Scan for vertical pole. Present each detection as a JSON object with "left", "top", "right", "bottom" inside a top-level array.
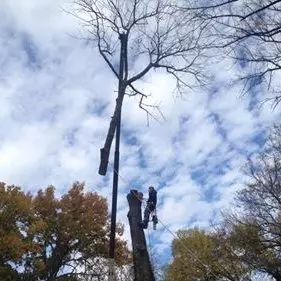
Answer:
[
  {"left": 108, "top": 100, "right": 121, "bottom": 280},
  {"left": 108, "top": 33, "right": 126, "bottom": 281}
]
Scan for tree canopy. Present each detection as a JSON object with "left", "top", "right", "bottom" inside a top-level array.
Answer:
[
  {"left": 0, "top": 182, "right": 130, "bottom": 281},
  {"left": 164, "top": 228, "right": 249, "bottom": 281},
  {"left": 224, "top": 125, "right": 281, "bottom": 281},
  {"left": 165, "top": 125, "right": 281, "bottom": 281}
]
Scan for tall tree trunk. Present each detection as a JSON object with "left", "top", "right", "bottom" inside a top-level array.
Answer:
[
  {"left": 127, "top": 189, "right": 155, "bottom": 281},
  {"left": 99, "top": 33, "right": 128, "bottom": 176},
  {"left": 45, "top": 243, "right": 69, "bottom": 281}
]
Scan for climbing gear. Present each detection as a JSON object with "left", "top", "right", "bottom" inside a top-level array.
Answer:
[
  {"left": 111, "top": 164, "right": 235, "bottom": 281},
  {"left": 142, "top": 201, "right": 158, "bottom": 230},
  {"left": 152, "top": 215, "right": 158, "bottom": 230},
  {"left": 139, "top": 222, "right": 148, "bottom": 229},
  {"left": 110, "top": 164, "right": 158, "bottom": 231}
]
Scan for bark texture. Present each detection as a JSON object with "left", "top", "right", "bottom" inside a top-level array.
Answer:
[{"left": 127, "top": 189, "right": 155, "bottom": 281}]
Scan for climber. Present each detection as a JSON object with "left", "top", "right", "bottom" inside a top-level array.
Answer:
[{"left": 140, "top": 186, "right": 158, "bottom": 229}]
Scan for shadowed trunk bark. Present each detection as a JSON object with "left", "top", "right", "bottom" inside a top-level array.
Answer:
[
  {"left": 127, "top": 189, "right": 155, "bottom": 281},
  {"left": 98, "top": 93, "right": 125, "bottom": 176},
  {"left": 44, "top": 242, "right": 69, "bottom": 281},
  {"left": 270, "top": 271, "right": 281, "bottom": 281}
]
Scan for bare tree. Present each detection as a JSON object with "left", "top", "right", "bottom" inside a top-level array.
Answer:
[
  {"left": 74, "top": 0, "right": 211, "bottom": 175},
  {"left": 72, "top": 1, "right": 211, "bottom": 279},
  {"left": 222, "top": 125, "right": 281, "bottom": 281},
  {"left": 190, "top": 0, "right": 281, "bottom": 107}
]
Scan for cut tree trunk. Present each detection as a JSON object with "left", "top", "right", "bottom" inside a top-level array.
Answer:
[{"left": 127, "top": 189, "right": 155, "bottom": 281}]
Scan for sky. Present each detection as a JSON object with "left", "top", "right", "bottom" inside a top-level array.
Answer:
[{"left": 1, "top": 0, "right": 281, "bottom": 271}]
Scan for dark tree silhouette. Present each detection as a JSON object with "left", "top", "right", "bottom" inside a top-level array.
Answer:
[
  {"left": 223, "top": 125, "right": 281, "bottom": 281},
  {"left": 188, "top": 0, "right": 281, "bottom": 107}
]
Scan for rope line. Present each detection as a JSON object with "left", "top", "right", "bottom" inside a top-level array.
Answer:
[{"left": 146, "top": 226, "right": 154, "bottom": 268}]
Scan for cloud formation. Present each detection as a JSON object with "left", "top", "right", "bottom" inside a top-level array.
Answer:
[{"left": 1, "top": 0, "right": 281, "bottom": 268}]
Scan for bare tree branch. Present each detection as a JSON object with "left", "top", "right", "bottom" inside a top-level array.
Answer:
[
  {"left": 74, "top": 0, "right": 211, "bottom": 175},
  {"left": 194, "top": 0, "right": 281, "bottom": 107}
]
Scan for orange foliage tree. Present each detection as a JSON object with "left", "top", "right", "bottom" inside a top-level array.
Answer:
[{"left": 0, "top": 182, "right": 130, "bottom": 281}]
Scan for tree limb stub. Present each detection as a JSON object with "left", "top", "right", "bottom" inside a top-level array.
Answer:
[{"left": 127, "top": 189, "right": 155, "bottom": 281}]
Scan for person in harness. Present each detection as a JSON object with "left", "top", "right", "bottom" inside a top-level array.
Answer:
[{"left": 140, "top": 186, "right": 158, "bottom": 229}]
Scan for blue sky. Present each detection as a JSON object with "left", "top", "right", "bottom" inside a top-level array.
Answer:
[{"left": 1, "top": 0, "right": 281, "bottom": 271}]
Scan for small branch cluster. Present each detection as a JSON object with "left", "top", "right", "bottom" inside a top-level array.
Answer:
[
  {"left": 190, "top": 0, "right": 281, "bottom": 107},
  {"left": 75, "top": 0, "right": 211, "bottom": 114}
]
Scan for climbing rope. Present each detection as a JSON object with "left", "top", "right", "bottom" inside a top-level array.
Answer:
[
  {"left": 146, "top": 225, "right": 153, "bottom": 267},
  {"left": 110, "top": 164, "right": 232, "bottom": 280}
]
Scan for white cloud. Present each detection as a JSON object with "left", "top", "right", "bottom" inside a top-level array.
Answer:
[{"left": 1, "top": 0, "right": 281, "bottom": 270}]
